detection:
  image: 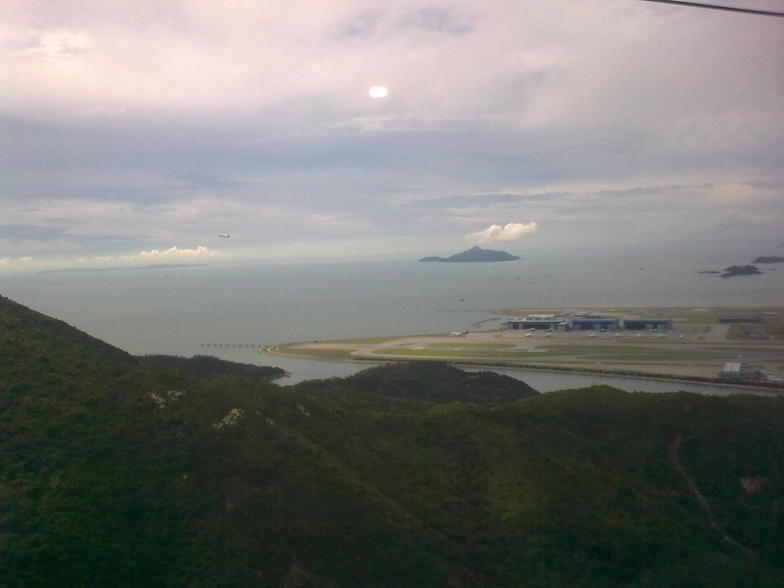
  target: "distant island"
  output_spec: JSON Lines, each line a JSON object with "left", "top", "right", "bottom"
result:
{"left": 700, "top": 259, "right": 778, "bottom": 276}
{"left": 721, "top": 265, "right": 763, "bottom": 278}
{"left": 419, "top": 245, "right": 520, "bottom": 263}
{"left": 753, "top": 256, "right": 784, "bottom": 264}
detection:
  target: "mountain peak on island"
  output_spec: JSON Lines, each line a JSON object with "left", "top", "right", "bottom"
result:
{"left": 419, "top": 245, "right": 520, "bottom": 263}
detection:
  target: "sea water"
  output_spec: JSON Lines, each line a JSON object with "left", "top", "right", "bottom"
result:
{"left": 2, "top": 244, "right": 782, "bottom": 393}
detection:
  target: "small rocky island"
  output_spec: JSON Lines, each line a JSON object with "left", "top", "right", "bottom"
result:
{"left": 721, "top": 265, "right": 763, "bottom": 278}
{"left": 753, "top": 256, "right": 784, "bottom": 264}
{"left": 419, "top": 245, "right": 520, "bottom": 263}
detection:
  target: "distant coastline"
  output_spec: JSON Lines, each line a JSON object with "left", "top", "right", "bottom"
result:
{"left": 753, "top": 256, "right": 784, "bottom": 264}
{"left": 38, "top": 263, "right": 209, "bottom": 274}
{"left": 263, "top": 344, "right": 781, "bottom": 394}
{"left": 265, "top": 305, "right": 784, "bottom": 394}
{"left": 698, "top": 255, "right": 783, "bottom": 277}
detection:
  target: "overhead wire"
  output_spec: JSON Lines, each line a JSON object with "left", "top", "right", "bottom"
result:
{"left": 638, "top": 0, "right": 784, "bottom": 17}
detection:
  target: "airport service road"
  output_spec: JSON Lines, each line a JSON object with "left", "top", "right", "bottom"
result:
{"left": 271, "top": 328, "right": 784, "bottom": 382}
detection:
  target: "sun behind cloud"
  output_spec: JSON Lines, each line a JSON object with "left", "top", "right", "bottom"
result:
{"left": 369, "top": 86, "right": 389, "bottom": 98}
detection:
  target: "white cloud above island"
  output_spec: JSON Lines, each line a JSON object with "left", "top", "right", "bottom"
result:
{"left": 467, "top": 222, "right": 539, "bottom": 244}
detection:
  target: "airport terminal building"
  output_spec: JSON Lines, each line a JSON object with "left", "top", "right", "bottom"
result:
{"left": 571, "top": 317, "right": 620, "bottom": 330}
{"left": 504, "top": 315, "right": 566, "bottom": 330}
{"left": 503, "top": 315, "right": 673, "bottom": 332}
{"left": 623, "top": 319, "right": 673, "bottom": 330}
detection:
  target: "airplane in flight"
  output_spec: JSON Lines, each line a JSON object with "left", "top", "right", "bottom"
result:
{"left": 218, "top": 234, "right": 230, "bottom": 238}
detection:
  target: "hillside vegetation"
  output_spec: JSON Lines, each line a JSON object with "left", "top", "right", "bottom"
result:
{"left": 137, "top": 354, "right": 285, "bottom": 380}
{"left": 1, "top": 294, "right": 782, "bottom": 586}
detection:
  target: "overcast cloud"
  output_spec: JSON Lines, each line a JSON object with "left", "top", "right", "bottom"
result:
{"left": 1, "top": 0, "right": 783, "bottom": 270}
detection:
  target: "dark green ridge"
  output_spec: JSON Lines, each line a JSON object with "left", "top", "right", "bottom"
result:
{"left": 2, "top": 294, "right": 782, "bottom": 586}
{"left": 137, "top": 354, "right": 285, "bottom": 380}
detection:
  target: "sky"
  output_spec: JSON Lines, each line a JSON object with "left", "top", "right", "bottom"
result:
{"left": 2, "top": 0, "right": 783, "bottom": 271}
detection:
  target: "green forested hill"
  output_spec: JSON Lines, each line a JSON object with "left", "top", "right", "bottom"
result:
{"left": 1, "top": 294, "right": 782, "bottom": 587}
{"left": 137, "top": 353, "right": 285, "bottom": 380}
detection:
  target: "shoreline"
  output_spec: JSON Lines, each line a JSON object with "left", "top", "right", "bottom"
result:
{"left": 262, "top": 344, "right": 783, "bottom": 394}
